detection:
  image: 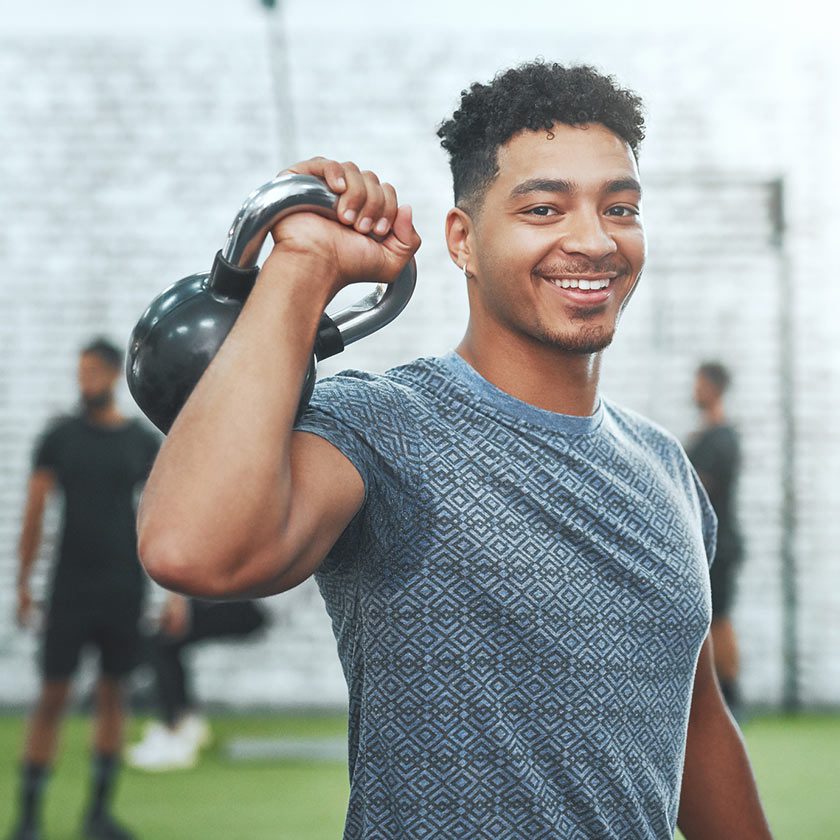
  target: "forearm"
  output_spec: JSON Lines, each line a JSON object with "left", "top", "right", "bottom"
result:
{"left": 678, "top": 693, "right": 772, "bottom": 838}
{"left": 17, "top": 509, "right": 44, "bottom": 586}
{"left": 138, "top": 250, "right": 336, "bottom": 593}
{"left": 17, "top": 541, "right": 39, "bottom": 587}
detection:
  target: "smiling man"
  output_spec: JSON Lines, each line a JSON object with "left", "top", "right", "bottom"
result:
{"left": 137, "top": 62, "right": 772, "bottom": 838}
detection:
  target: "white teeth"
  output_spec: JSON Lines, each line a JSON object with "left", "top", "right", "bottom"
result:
{"left": 550, "top": 278, "right": 612, "bottom": 290}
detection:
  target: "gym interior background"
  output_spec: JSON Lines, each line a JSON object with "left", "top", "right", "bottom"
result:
{"left": 1, "top": 0, "right": 838, "bottom": 719}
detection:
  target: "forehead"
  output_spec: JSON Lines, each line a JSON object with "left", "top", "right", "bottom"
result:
{"left": 79, "top": 352, "right": 114, "bottom": 372}
{"left": 493, "top": 122, "right": 639, "bottom": 193}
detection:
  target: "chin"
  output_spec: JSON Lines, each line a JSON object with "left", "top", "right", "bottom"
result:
{"left": 542, "top": 324, "right": 615, "bottom": 355}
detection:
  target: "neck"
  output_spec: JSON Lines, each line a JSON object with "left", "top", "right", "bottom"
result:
{"left": 702, "top": 402, "right": 726, "bottom": 427}
{"left": 85, "top": 401, "right": 125, "bottom": 427}
{"left": 456, "top": 324, "right": 602, "bottom": 416}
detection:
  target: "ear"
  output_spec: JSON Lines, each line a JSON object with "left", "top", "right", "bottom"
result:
{"left": 444, "top": 207, "right": 474, "bottom": 273}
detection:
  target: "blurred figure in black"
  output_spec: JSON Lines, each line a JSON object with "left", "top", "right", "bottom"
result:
{"left": 10, "top": 339, "right": 160, "bottom": 840}
{"left": 127, "top": 594, "right": 266, "bottom": 771}
{"left": 686, "top": 361, "right": 744, "bottom": 714}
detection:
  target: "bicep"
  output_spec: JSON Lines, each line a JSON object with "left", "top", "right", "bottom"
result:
{"left": 25, "top": 469, "right": 56, "bottom": 514}
{"left": 248, "top": 430, "right": 365, "bottom": 595}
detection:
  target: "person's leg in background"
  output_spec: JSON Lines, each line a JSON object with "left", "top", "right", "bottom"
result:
{"left": 80, "top": 600, "right": 143, "bottom": 840}
{"left": 83, "top": 677, "right": 134, "bottom": 840}
{"left": 9, "top": 602, "right": 84, "bottom": 840}
{"left": 711, "top": 616, "right": 740, "bottom": 707}
{"left": 11, "top": 679, "right": 72, "bottom": 840}
{"left": 128, "top": 599, "right": 267, "bottom": 771}
{"left": 709, "top": 554, "right": 742, "bottom": 716}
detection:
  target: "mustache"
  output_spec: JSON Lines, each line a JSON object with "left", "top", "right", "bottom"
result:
{"left": 534, "top": 260, "right": 628, "bottom": 276}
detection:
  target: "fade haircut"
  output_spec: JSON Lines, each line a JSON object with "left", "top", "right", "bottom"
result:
{"left": 697, "top": 361, "right": 732, "bottom": 395}
{"left": 82, "top": 337, "right": 123, "bottom": 371}
{"left": 437, "top": 61, "right": 645, "bottom": 215}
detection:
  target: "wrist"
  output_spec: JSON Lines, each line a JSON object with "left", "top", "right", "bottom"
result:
{"left": 259, "top": 247, "right": 341, "bottom": 305}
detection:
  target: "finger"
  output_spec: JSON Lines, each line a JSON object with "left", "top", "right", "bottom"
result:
{"left": 388, "top": 205, "right": 422, "bottom": 254}
{"left": 279, "top": 157, "right": 347, "bottom": 194}
{"left": 321, "top": 160, "right": 347, "bottom": 194}
{"left": 280, "top": 156, "right": 328, "bottom": 177}
{"left": 355, "top": 171, "right": 386, "bottom": 235}
{"left": 336, "top": 162, "right": 366, "bottom": 226}
{"left": 374, "top": 183, "right": 398, "bottom": 237}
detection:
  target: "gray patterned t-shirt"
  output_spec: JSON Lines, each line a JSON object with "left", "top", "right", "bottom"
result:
{"left": 295, "top": 351, "right": 716, "bottom": 840}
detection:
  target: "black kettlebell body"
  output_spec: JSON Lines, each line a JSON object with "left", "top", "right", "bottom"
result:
{"left": 127, "top": 174, "right": 415, "bottom": 433}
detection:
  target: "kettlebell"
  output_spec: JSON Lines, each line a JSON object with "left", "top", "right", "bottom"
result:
{"left": 126, "top": 173, "right": 416, "bottom": 433}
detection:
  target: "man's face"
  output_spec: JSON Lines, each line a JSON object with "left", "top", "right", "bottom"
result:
{"left": 465, "top": 123, "right": 646, "bottom": 354}
{"left": 78, "top": 352, "right": 119, "bottom": 410}
{"left": 693, "top": 373, "right": 719, "bottom": 411}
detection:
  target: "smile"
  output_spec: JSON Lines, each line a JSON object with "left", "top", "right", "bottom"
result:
{"left": 545, "top": 277, "right": 613, "bottom": 290}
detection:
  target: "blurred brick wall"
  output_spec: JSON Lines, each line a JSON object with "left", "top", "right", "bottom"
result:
{"left": 1, "top": 17, "right": 837, "bottom": 709}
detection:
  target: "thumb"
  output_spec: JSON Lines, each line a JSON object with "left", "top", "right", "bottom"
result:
{"left": 386, "top": 205, "right": 422, "bottom": 256}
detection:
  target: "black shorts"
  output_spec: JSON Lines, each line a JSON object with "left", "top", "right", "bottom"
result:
{"left": 41, "top": 596, "right": 143, "bottom": 680}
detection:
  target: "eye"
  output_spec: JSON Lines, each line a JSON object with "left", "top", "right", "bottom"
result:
{"left": 605, "top": 205, "right": 640, "bottom": 218}
{"left": 525, "top": 205, "right": 558, "bottom": 217}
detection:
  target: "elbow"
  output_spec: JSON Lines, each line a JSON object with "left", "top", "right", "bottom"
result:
{"left": 137, "top": 526, "right": 225, "bottom": 598}
{"left": 138, "top": 525, "right": 292, "bottom": 599}
{"left": 138, "top": 528, "right": 200, "bottom": 595}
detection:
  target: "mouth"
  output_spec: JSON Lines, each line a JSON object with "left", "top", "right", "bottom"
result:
{"left": 540, "top": 274, "right": 618, "bottom": 306}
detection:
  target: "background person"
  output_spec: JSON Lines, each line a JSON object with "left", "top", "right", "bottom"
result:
{"left": 128, "top": 594, "right": 267, "bottom": 771}
{"left": 10, "top": 338, "right": 160, "bottom": 840}
{"left": 686, "top": 361, "right": 744, "bottom": 714}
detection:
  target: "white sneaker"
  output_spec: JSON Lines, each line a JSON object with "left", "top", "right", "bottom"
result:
{"left": 176, "top": 713, "right": 212, "bottom": 751}
{"left": 126, "top": 725, "right": 199, "bottom": 771}
{"left": 130, "top": 720, "right": 169, "bottom": 752}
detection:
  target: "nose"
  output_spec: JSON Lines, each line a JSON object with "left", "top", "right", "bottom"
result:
{"left": 560, "top": 210, "right": 617, "bottom": 261}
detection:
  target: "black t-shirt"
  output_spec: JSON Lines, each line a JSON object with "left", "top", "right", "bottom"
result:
{"left": 34, "top": 415, "right": 161, "bottom": 604}
{"left": 686, "top": 423, "right": 743, "bottom": 564}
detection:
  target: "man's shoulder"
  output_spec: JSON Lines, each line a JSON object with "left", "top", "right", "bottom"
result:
{"left": 602, "top": 399, "right": 687, "bottom": 464}
{"left": 125, "top": 416, "right": 161, "bottom": 442}
{"left": 40, "top": 413, "right": 81, "bottom": 439}
{"left": 309, "top": 356, "right": 450, "bottom": 412}
{"left": 603, "top": 400, "right": 713, "bottom": 524}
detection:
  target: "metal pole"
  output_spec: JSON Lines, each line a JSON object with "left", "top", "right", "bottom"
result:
{"left": 771, "top": 177, "right": 800, "bottom": 711}
{"left": 262, "top": 0, "right": 298, "bottom": 164}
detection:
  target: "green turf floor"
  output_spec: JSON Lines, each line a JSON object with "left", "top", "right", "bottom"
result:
{"left": 1, "top": 712, "right": 837, "bottom": 839}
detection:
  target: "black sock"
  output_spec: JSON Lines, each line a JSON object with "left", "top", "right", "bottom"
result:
{"left": 19, "top": 761, "right": 49, "bottom": 829}
{"left": 88, "top": 752, "right": 119, "bottom": 820}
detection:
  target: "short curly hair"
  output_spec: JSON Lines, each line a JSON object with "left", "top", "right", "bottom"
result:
{"left": 437, "top": 61, "right": 645, "bottom": 214}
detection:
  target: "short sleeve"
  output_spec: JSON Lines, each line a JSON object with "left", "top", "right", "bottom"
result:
{"left": 32, "top": 423, "right": 62, "bottom": 472}
{"left": 294, "top": 370, "right": 391, "bottom": 498}
{"left": 293, "top": 369, "right": 416, "bottom": 574}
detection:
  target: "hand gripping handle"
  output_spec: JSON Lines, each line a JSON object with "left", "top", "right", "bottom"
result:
{"left": 221, "top": 173, "right": 416, "bottom": 352}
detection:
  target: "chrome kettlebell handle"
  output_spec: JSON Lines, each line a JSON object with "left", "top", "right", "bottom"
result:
{"left": 222, "top": 172, "right": 416, "bottom": 348}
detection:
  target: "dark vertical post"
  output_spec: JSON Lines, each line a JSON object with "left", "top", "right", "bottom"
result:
{"left": 771, "top": 177, "right": 799, "bottom": 711}
{"left": 262, "top": 0, "right": 297, "bottom": 163}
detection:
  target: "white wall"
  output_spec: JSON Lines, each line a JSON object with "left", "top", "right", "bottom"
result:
{"left": 1, "top": 1, "right": 837, "bottom": 709}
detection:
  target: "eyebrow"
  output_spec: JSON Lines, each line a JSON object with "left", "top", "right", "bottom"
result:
{"left": 509, "top": 177, "right": 642, "bottom": 199}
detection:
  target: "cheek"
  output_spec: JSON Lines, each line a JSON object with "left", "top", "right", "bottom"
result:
{"left": 619, "top": 227, "right": 646, "bottom": 271}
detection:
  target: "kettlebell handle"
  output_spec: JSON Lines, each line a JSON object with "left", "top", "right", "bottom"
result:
{"left": 221, "top": 172, "right": 416, "bottom": 349}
